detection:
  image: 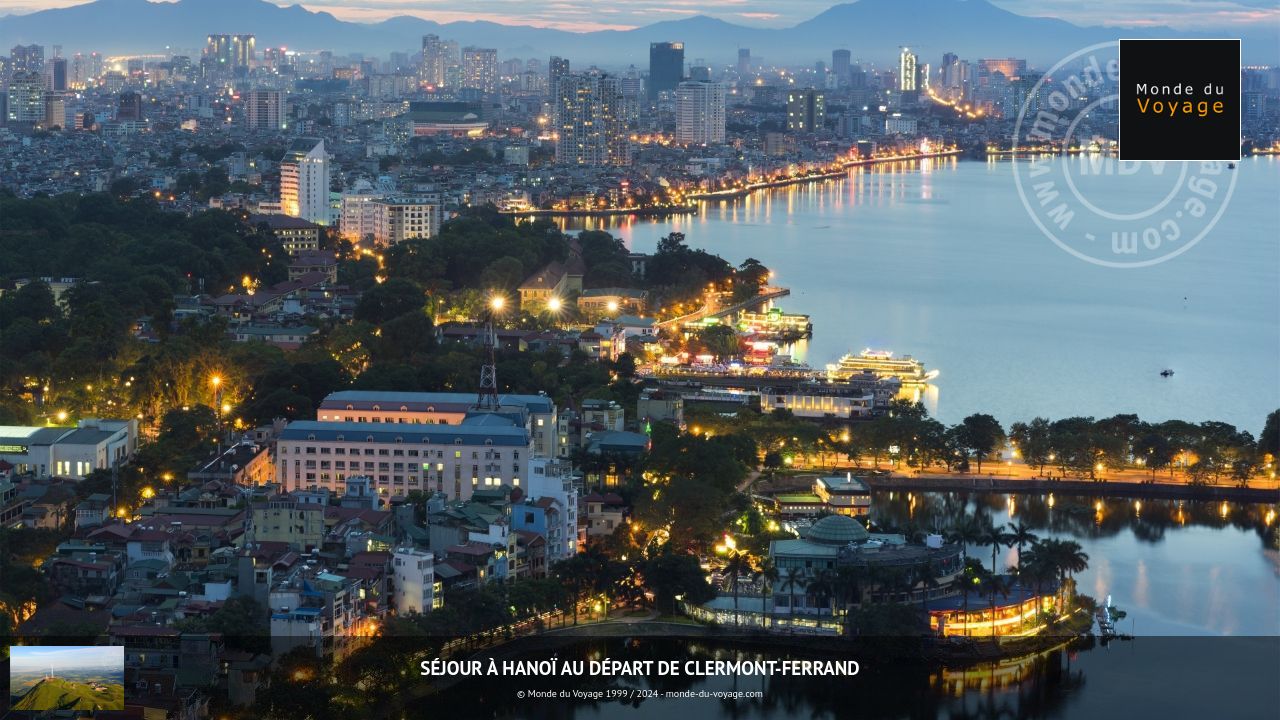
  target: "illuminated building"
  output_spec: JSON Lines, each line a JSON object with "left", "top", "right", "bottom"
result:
{"left": 275, "top": 417, "right": 533, "bottom": 501}
{"left": 460, "top": 47, "right": 497, "bottom": 93}
{"left": 279, "top": 138, "right": 331, "bottom": 225}
{"left": 927, "top": 584, "right": 1060, "bottom": 637}
{"left": 978, "top": 57, "right": 1027, "bottom": 81}
{"left": 420, "top": 34, "right": 447, "bottom": 87}
{"left": 554, "top": 71, "right": 631, "bottom": 166}
{"left": 899, "top": 47, "right": 918, "bottom": 92}
{"left": 786, "top": 88, "right": 825, "bottom": 132}
{"left": 5, "top": 72, "right": 44, "bottom": 123}
{"left": 675, "top": 81, "right": 726, "bottom": 146}
{"left": 370, "top": 196, "right": 441, "bottom": 245}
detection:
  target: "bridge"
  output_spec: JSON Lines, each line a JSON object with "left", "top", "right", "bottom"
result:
{"left": 655, "top": 286, "right": 790, "bottom": 332}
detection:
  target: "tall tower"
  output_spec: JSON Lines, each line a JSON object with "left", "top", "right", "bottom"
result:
{"left": 280, "top": 138, "right": 331, "bottom": 225}
{"left": 675, "top": 81, "right": 726, "bottom": 146}
{"left": 421, "top": 34, "right": 446, "bottom": 88}
{"left": 648, "top": 41, "right": 684, "bottom": 101}
{"left": 899, "top": 47, "right": 918, "bottom": 92}
{"left": 461, "top": 47, "right": 497, "bottom": 93}
{"left": 554, "top": 71, "right": 631, "bottom": 166}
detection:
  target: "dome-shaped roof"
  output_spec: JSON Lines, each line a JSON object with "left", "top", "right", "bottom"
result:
{"left": 805, "top": 514, "right": 869, "bottom": 545}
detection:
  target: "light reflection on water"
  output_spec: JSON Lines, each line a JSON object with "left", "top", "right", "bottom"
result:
{"left": 559, "top": 158, "right": 1279, "bottom": 430}
{"left": 868, "top": 491, "right": 1280, "bottom": 637}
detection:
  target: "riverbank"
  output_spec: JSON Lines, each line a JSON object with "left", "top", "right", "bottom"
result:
{"left": 866, "top": 473, "right": 1279, "bottom": 503}
{"left": 688, "top": 149, "right": 963, "bottom": 201}
{"left": 501, "top": 204, "right": 697, "bottom": 219}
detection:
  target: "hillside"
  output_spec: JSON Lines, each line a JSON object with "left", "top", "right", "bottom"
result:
{"left": 11, "top": 676, "right": 125, "bottom": 712}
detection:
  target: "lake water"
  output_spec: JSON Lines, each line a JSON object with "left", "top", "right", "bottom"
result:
{"left": 429, "top": 492, "right": 1280, "bottom": 719}
{"left": 563, "top": 157, "right": 1280, "bottom": 433}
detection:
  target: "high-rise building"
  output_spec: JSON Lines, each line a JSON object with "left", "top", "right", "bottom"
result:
{"left": 737, "top": 48, "right": 751, "bottom": 76}
{"left": 45, "top": 57, "right": 67, "bottom": 92}
{"left": 832, "top": 50, "right": 851, "bottom": 84}
{"left": 9, "top": 44, "right": 44, "bottom": 74}
{"left": 548, "top": 56, "right": 569, "bottom": 97}
{"left": 675, "top": 81, "right": 725, "bottom": 146}
{"left": 648, "top": 41, "right": 684, "bottom": 100}
{"left": 554, "top": 71, "right": 631, "bottom": 167}
{"left": 280, "top": 138, "right": 331, "bottom": 226}
{"left": 42, "top": 92, "right": 66, "bottom": 129}
{"left": 786, "top": 88, "right": 825, "bottom": 133}
{"left": 245, "top": 89, "right": 284, "bottom": 130}
{"left": 421, "top": 34, "right": 446, "bottom": 88}
{"left": 231, "top": 34, "right": 255, "bottom": 68}
{"left": 899, "top": 47, "right": 918, "bottom": 92}
{"left": 6, "top": 72, "right": 45, "bottom": 124}
{"left": 461, "top": 47, "right": 498, "bottom": 93}
{"left": 205, "top": 34, "right": 254, "bottom": 69}
{"left": 116, "top": 91, "right": 144, "bottom": 122}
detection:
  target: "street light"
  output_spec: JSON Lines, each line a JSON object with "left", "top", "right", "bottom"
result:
{"left": 490, "top": 295, "right": 506, "bottom": 312}
{"left": 547, "top": 296, "right": 562, "bottom": 312}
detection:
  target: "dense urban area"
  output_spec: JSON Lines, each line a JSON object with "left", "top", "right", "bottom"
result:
{"left": 1, "top": 18, "right": 1279, "bottom": 720}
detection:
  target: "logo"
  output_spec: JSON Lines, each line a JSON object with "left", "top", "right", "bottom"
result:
{"left": 1013, "top": 42, "right": 1238, "bottom": 268}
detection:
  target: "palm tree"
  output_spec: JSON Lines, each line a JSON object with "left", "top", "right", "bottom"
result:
{"left": 947, "top": 517, "right": 984, "bottom": 560}
{"left": 981, "top": 574, "right": 1012, "bottom": 639}
{"left": 913, "top": 560, "right": 942, "bottom": 614}
{"left": 778, "top": 566, "right": 806, "bottom": 630}
{"left": 1044, "top": 538, "right": 1089, "bottom": 612}
{"left": 978, "top": 521, "right": 1013, "bottom": 575}
{"left": 724, "top": 551, "right": 750, "bottom": 629}
{"left": 806, "top": 568, "right": 836, "bottom": 617}
{"left": 756, "top": 558, "right": 778, "bottom": 629}
{"left": 1007, "top": 521, "right": 1039, "bottom": 574}
{"left": 959, "top": 558, "right": 987, "bottom": 637}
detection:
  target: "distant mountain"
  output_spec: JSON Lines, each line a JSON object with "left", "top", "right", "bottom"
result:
{"left": 0, "top": 0, "right": 1274, "bottom": 65}
{"left": 11, "top": 676, "right": 124, "bottom": 712}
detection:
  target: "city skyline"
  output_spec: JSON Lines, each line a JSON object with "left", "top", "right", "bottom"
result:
{"left": 1, "top": 0, "right": 1276, "bottom": 32}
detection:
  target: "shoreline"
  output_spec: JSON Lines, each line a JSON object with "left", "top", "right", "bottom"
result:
{"left": 688, "top": 149, "right": 963, "bottom": 201}
{"left": 865, "top": 473, "right": 1279, "bottom": 503}
{"left": 502, "top": 204, "right": 698, "bottom": 219}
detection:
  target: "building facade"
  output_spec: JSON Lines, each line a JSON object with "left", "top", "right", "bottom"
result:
{"left": 279, "top": 138, "right": 331, "bottom": 226}
{"left": 675, "top": 81, "right": 726, "bottom": 146}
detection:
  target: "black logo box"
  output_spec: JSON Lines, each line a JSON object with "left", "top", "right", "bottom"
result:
{"left": 1119, "top": 39, "right": 1241, "bottom": 161}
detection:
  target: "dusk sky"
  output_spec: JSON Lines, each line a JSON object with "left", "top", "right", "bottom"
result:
{"left": 10, "top": 645, "right": 123, "bottom": 671}
{"left": 0, "top": 0, "right": 1276, "bottom": 32}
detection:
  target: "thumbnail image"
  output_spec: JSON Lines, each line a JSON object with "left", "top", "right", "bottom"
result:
{"left": 8, "top": 646, "right": 125, "bottom": 713}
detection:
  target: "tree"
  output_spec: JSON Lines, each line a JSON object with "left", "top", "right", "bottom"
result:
{"left": 1260, "top": 409, "right": 1280, "bottom": 458}
{"left": 1007, "top": 521, "right": 1038, "bottom": 574}
{"left": 946, "top": 517, "right": 983, "bottom": 559}
{"left": 640, "top": 551, "right": 714, "bottom": 615}
{"left": 724, "top": 551, "right": 750, "bottom": 628}
{"left": 1009, "top": 418, "right": 1053, "bottom": 474}
{"left": 957, "top": 414, "right": 1005, "bottom": 473}
{"left": 778, "top": 567, "right": 806, "bottom": 628}
{"left": 978, "top": 521, "right": 1013, "bottom": 575}
{"left": 354, "top": 278, "right": 425, "bottom": 324}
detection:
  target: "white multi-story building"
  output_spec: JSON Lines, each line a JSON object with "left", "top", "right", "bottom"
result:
{"left": 525, "top": 457, "right": 580, "bottom": 562}
{"left": 279, "top": 138, "right": 330, "bottom": 226}
{"left": 675, "top": 81, "right": 726, "bottom": 146}
{"left": 339, "top": 192, "right": 380, "bottom": 243}
{"left": 392, "top": 547, "right": 440, "bottom": 614}
{"left": 245, "top": 89, "right": 284, "bottom": 130}
{"left": 275, "top": 415, "right": 533, "bottom": 501}
{"left": 315, "top": 390, "right": 559, "bottom": 459}
{"left": 371, "top": 196, "right": 440, "bottom": 245}
{"left": 6, "top": 72, "right": 45, "bottom": 123}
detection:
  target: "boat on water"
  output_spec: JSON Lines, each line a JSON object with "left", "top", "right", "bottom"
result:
{"left": 1160, "top": 369, "right": 1174, "bottom": 377}
{"left": 827, "top": 349, "right": 937, "bottom": 384}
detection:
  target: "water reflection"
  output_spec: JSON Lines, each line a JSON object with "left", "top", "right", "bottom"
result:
{"left": 869, "top": 491, "right": 1280, "bottom": 636}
